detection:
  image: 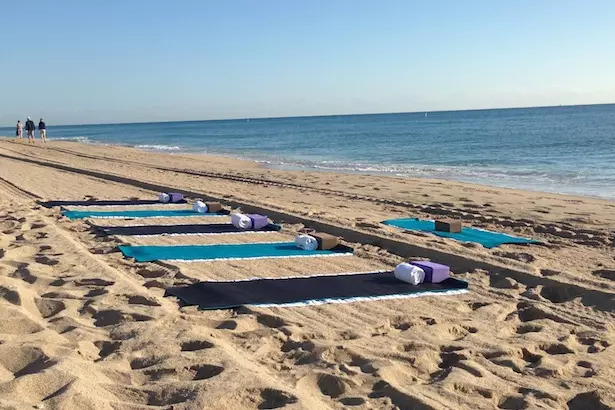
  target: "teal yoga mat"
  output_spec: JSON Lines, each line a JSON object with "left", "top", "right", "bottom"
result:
{"left": 119, "top": 242, "right": 354, "bottom": 262}
{"left": 62, "top": 209, "right": 229, "bottom": 220}
{"left": 382, "top": 218, "right": 540, "bottom": 248}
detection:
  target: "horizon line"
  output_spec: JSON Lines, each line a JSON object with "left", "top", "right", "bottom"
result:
{"left": 2, "top": 102, "right": 614, "bottom": 128}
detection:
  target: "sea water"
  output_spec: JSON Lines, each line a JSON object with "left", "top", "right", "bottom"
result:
{"left": 2, "top": 104, "right": 614, "bottom": 199}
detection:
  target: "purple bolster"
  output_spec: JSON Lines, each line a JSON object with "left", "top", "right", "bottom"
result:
{"left": 410, "top": 261, "right": 450, "bottom": 283}
{"left": 247, "top": 214, "right": 269, "bottom": 230}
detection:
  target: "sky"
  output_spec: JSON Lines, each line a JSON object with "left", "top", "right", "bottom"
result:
{"left": 1, "top": 0, "right": 614, "bottom": 125}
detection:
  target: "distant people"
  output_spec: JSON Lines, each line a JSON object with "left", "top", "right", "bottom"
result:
{"left": 25, "top": 117, "right": 35, "bottom": 143}
{"left": 38, "top": 118, "right": 47, "bottom": 143}
{"left": 16, "top": 120, "right": 23, "bottom": 141}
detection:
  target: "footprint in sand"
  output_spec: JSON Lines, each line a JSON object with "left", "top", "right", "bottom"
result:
{"left": 567, "top": 391, "right": 611, "bottom": 410}
{"left": 130, "top": 356, "right": 166, "bottom": 370}
{"left": 256, "top": 313, "right": 288, "bottom": 329}
{"left": 85, "top": 288, "right": 109, "bottom": 297}
{"left": 75, "top": 278, "right": 115, "bottom": 287}
{"left": 10, "top": 264, "right": 38, "bottom": 284}
{"left": 93, "top": 309, "right": 154, "bottom": 327}
{"left": 104, "top": 384, "right": 201, "bottom": 407}
{"left": 298, "top": 372, "right": 348, "bottom": 399}
{"left": 95, "top": 340, "right": 122, "bottom": 360}
{"left": 498, "top": 395, "right": 528, "bottom": 409}
{"left": 515, "top": 323, "right": 543, "bottom": 334}
{"left": 0, "top": 286, "right": 21, "bottom": 305}
{"left": 134, "top": 267, "right": 169, "bottom": 279}
{"left": 256, "top": 388, "right": 299, "bottom": 409}
{"left": 0, "top": 345, "right": 56, "bottom": 378}
{"left": 34, "top": 255, "right": 59, "bottom": 266}
{"left": 126, "top": 294, "right": 161, "bottom": 307}
{"left": 181, "top": 364, "right": 225, "bottom": 381}
{"left": 369, "top": 380, "right": 433, "bottom": 409}
{"left": 514, "top": 301, "right": 574, "bottom": 324}
{"left": 34, "top": 298, "right": 66, "bottom": 318}
{"left": 575, "top": 333, "right": 611, "bottom": 354}
{"left": 493, "top": 251, "right": 536, "bottom": 263}
{"left": 181, "top": 340, "right": 214, "bottom": 352}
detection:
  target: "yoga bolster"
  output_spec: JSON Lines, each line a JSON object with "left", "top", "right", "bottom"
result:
{"left": 435, "top": 219, "right": 462, "bottom": 233}
{"left": 247, "top": 214, "right": 269, "bottom": 230}
{"left": 410, "top": 261, "right": 450, "bottom": 283}
{"left": 311, "top": 232, "right": 338, "bottom": 250}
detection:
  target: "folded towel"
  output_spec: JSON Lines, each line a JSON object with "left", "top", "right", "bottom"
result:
{"left": 159, "top": 193, "right": 171, "bottom": 203}
{"left": 193, "top": 201, "right": 208, "bottom": 213}
{"left": 231, "top": 213, "right": 252, "bottom": 230}
{"left": 295, "top": 234, "right": 318, "bottom": 251}
{"left": 394, "top": 263, "right": 425, "bottom": 285}
{"left": 232, "top": 213, "right": 270, "bottom": 230}
{"left": 170, "top": 193, "right": 184, "bottom": 203}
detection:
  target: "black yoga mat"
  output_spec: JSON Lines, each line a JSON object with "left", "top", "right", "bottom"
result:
{"left": 95, "top": 222, "right": 282, "bottom": 236}
{"left": 39, "top": 199, "right": 186, "bottom": 208}
{"left": 164, "top": 271, "right": 469, "bottom": 309}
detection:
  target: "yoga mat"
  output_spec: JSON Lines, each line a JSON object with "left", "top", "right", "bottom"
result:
{"left": 95, "top": 222, "right": 282, "bottom": 236}
{"left": 118, "top": 242, "right": 354, "bottom": 262}
{"left": 62, "top": 209, "right": 230, "bottom": 220}
{"left": 382, "top": 218, "right": 540, "bottom": 249}
{"left": 39, "top": 199, "right": 186, "bottom": 208}
{"left": 164, "top": 271, "right": 469, "bottom": 309}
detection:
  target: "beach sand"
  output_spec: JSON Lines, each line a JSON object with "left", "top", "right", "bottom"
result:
{"left": 0, "top": 139, "right": 613, "bottom": 409}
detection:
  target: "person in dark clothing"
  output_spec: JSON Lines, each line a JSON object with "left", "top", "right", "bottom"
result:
{"left": 38, "top": 118, "right": 47, "bottom": 143}
{"left": 25, "top": 117, "right": 35, "bottom": 143}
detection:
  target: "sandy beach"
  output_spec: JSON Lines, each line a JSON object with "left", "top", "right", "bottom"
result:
{"left": 0, "top": 138, "right": 613, "bottom": 409}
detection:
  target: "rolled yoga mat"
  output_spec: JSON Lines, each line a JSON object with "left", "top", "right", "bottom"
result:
{"left": 164, "top": 271, "right": 469, "bottom": 309}
{"left": 95, "top": 222, "right": 282, "bottom": 237}
{"left": 62, "top": 209, "right": 230, "bottom": 220}
{"left": 382, "top": 218, "right": 540, "bottom": 249}
{"left": 118, "top": 242, "right": 354, "bottom": 262}
{"left": 39, "top": 198, "right": 187, "bottom": 208}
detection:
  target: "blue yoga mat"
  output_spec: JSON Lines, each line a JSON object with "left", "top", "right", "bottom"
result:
{"left": 382, "top": 218, "right": 539, "bottom": 248}
{"left": 62, "top": 209, "right": 229, "bottom": 220}
{"left": 119, "top": 242, "right": 354, "bottom": 262}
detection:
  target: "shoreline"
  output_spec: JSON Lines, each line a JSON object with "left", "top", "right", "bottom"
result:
{"left": 3, "top": 136, "right": 613, "bottom": 203}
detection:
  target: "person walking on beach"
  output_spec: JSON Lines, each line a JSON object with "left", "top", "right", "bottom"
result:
{"left": 15, "top": 120, "right": 23, "bottom": 142}
{"left": 38, "top": 118, "right": 47, "bottom": 143}
{"left": 25, "top": 117, "right": 35, "bottom": 143}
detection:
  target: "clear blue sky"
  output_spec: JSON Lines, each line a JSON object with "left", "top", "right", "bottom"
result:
{"left": 1, "top": 0, "right": 614, "bottom": 125}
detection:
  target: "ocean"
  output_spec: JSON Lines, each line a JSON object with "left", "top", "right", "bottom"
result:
{"left": 2, "top": 104, "right": 614, "bottom": 199}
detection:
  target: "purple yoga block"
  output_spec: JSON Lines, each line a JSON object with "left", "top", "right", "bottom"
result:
{"left": 410, "top": 261, "right": 450, "bottom": 283}
{"left": 247, "top": 214, "right": 269, "bottom": 230}
{"left": 169, "top": 193, "right": 184, "bottom": 203}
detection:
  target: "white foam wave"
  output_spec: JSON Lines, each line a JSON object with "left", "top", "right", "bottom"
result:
{"left": 135, "top": 144, "right": 181, "bottom": 151}
{"left": 49, "top": 136, "right": 92, "bottom": 142}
